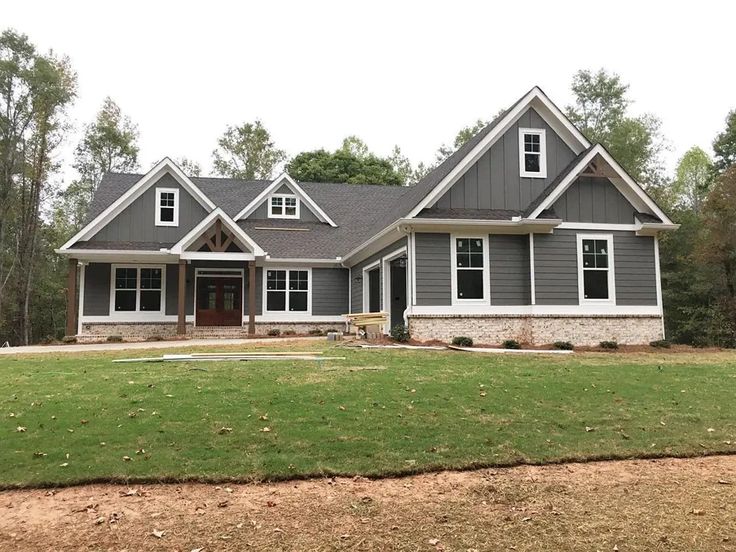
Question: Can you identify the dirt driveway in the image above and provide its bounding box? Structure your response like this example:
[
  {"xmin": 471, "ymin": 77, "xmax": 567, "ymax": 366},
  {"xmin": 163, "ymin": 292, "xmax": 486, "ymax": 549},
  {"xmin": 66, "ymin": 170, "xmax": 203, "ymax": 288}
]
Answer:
[{"xmin": 1, "ymin": 455, "xmax": 734, "ymax": 551}]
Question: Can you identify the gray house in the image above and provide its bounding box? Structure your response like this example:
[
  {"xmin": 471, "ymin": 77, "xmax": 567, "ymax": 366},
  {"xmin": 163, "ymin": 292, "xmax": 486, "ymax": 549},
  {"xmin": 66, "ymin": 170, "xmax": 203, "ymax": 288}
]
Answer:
[{"xmin": 57, "ymin": 87, "xmax": 677, "ymax": 345}]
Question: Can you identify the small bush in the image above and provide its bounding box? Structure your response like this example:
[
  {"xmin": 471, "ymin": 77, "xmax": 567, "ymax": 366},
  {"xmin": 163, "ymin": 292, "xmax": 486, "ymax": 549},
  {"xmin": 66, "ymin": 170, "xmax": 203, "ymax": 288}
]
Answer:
[
  {"xmin": 308, "ymin": 329, "xmax": 324, "ymax": 336},
  {"xmin": 553, "ymin": 341, "xmax": 574, "ymax": 350},
  {"xmin": 61, "ymin": 336, "xmax": 77, "ymax": 344},
  {"xmin": 599, "ymin": 340, "xmax": 618, "ymax": 349},
  {"xmin": 282, "ymin": 329, "xmax": 296, "ymax": 336},
  {"xmin": 451, "ymin": 336, "xmax": 473, "ymax": 347},
  {"xmin": 267, "ymin": 329, "xmax": 281, "ymax": 337},
  {"xmin": 650, "ymin": 339, "xmax": 671, "ymax": 348},
  {"xmin": 106, "ymin": 335, "xmax": 123, "ymax": 343},
  {"xmin": 390, "ymin": 324, "xmax": 410, "ymax": 343},
  {"xmin": 502, "ymin": 339, "xmax": 521, "ymax": 350}
]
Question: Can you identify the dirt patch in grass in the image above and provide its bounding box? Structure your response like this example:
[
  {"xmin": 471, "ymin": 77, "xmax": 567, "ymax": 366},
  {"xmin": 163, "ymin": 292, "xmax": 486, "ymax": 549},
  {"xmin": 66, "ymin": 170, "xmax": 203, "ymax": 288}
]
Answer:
[{"xmin": 1, "ymin": 455, "xmax": 734, "ymax": 551}]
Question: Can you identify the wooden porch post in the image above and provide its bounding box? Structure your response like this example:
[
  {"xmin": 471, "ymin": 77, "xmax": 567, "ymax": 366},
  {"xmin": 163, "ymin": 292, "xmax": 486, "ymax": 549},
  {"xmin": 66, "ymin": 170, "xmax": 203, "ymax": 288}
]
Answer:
[
  {"xmin": 248, "ymin": 260, "xmax": 256, "ymax": 335},
  {"xmin": 177, "ymin": 259, "xmax": 187, "ymax": 335},
  {"xmin": 65, "ymin": 259, "xmax": 78, "ymax": 337}
]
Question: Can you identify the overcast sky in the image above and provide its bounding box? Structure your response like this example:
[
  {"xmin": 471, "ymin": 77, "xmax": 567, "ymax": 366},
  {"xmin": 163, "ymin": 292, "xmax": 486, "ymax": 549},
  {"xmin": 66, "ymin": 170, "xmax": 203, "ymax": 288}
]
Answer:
[{"xmin": 5, "ymin": 1, "xmax": 735, "ymax": 185}]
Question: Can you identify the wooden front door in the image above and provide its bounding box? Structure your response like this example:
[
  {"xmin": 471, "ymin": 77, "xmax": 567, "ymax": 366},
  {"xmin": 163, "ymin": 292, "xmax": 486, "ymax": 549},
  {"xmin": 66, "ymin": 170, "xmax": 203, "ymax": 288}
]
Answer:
[{"xmin": 196, "ymin": 277, "xmax": 242, "ymax": 326}]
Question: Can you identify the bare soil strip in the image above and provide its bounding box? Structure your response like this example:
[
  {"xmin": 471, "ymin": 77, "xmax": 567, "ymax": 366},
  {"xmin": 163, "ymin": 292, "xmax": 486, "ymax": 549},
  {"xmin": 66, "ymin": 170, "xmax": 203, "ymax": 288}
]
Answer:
[{"xmin": 1, "ymin": 455, "xmax": 734, "ymax": 551}]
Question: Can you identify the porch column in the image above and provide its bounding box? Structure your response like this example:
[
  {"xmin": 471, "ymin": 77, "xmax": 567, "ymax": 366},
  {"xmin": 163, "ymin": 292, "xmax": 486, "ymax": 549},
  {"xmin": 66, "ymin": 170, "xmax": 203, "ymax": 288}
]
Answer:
[
  {"xmin": 65, "ymin": 258, "xmax": 78, "ymax": 337},
  {"xmin": 248, "ymin": 260, "xmax": 256, "ymax": 335},
  {"xmin": 177, "ymin": 259, "xmax": 187, "ymax": 335}
]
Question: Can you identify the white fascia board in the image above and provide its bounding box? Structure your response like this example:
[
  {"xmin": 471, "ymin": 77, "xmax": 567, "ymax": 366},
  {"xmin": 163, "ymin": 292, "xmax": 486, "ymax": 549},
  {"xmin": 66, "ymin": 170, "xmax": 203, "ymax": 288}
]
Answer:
[
  {"xmin": 406, "ymin": 87, "xmax": 590, "ymax": 219},
  {"xmin": 403, "ymin": 217, "xmax": 561, "ymax": 234},
  {"xmin": 180, "ymin": 251, "xmax": 255, "ymax": 261},
  {"xmin": 340, "ymin": 221, "xmax": 407, "ymax": 266},
  {"xmin": 170, "ymin": 207, "xmax": 265, "ymax": 257},
  {"xmin": 55, "ymin": 249, "xmax": 178, "ymax": 263},
  {"xmin": 264, "ymin": 257, "xmax": 343, "ymax": 266},
  {"xmin": 234, "ymin": 172, "xmax": 337, "ymax": 227},
  {"xmin": 635, "ymin": 223, "xmax": 680, "ymax": 236},
  {"xmin": 59, "ymin": 157, "xmax": 216, "ymax": 250},
  {"xmin": 409, "ymin": 305, "xmax": 662, "ymax": 316}
]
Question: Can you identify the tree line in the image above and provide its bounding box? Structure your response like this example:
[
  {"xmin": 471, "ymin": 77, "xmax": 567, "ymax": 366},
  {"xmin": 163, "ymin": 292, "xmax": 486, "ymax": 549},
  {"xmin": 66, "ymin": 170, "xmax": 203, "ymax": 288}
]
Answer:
[{"xmin": 1, "ymin": 28, "xmax": 735, "ymax": 346}]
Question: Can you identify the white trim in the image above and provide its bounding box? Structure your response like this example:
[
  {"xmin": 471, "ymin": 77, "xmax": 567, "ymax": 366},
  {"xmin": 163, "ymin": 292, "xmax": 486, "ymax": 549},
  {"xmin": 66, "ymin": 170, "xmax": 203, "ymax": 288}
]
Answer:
[
  {"xmin": 109, "ymin": 264, "xmax": 167, "ymax": 317},
  {"xmin": 409, "ymin": 305, "xmax": 661, "ymax": 316},
  {"xmin": 654, "ymin": 235, "xmax": 665, "ymax": 338},
  {"xmin": 252, "ymin": 315, "xmax": 344, "ymax": 323},
  {"xmin": 77, "ymin": 262, "xmax": 86, "ymax": 336},
  {"xmin": 155, "ymin": 187, "xmax": 179, "ymax": 227},
  {"xmin": 518, "ymin": 128, "xmax": 547, "ymax": 178},
  {"xmin": 576, "ymin": 233, "xmax": 616, "ymax": 306},
  {"xmin": 194, "ymin": 268, "xmax": 244, "ymax": 328},
  {"xmin": 527, "ymin": 144, "xmax": 674, "ymax": 225},
  {"xmin": 268, "ymin": 193, "xmax": 300, "ymax": 219},
  {"xmin": 265, "ymin": 257, "xmax": 341, "ymax": 265},
  {"xmin": 406, "ymin": 87, "xmax": 590, "ymax": 219},
  {"xmin": 234, "ymin": 173, "xmax": 337, "ymax": 227},
  {"xmin": 450, "ymin": 234, "xmax": 490, "ymax": 306},
  {"xmin": 410, "ymin": 231, "xmax": 417, "ymax": 307},
  {"xmin": 381, "ymin": 246, "xmax": 408, "ymax": 333},
  {"xmin": 342, "ymin": 223, "xmax": 406, "ymax": 266},
  {"xmin": 170, "ymin": 208, "xmax": 264, "ymax": 257},
  {"xmin": 59, "ymin": 158, "xmax": 216, "ymax": 250},
  {"xmin": 80, "ymin": 314, "xmax": 195, "ymax": 324},
  {"xmin": 559, "ymin": 222, "xmax": 640, "ymax": 231},
  {"xmin": 361, "ymin": 260, "xmax": 380, "ymax": 313},
  {"xmin": 180, "ymin": 252, "xmax": 255, "ymax": 261},
  {"xmin": 262, "ymin": 266, "xmax": 312, "ymax": 316},
  {"xmin": 529, "ymin": 234, "xmax": 536, "ymax": 305},
  {"xmin": 79, "ymin": 313, "xmax": 342, "ymax": 325}
]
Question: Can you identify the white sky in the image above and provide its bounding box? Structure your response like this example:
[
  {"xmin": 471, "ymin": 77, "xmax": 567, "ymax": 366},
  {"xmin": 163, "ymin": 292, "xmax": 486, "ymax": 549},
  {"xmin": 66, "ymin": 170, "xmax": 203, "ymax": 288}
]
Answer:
[{"xmin": 4, "ymin": 0, "xmax": 735, "ymax": 185}]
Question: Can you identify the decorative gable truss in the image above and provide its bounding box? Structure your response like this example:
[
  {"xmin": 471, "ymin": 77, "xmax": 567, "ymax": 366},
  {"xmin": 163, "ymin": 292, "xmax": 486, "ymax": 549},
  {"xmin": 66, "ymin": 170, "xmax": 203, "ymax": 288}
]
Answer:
[
  {"xmin": 234, "ymin": 173, "xmax": 337, "ymax": 227},
  {"xmin": 58, "ymin": 157, "xmax": 217, "ymax": 251},
  {"xmin": 170, "ymin": 208, "xmax": 265, "ymax": 260}
]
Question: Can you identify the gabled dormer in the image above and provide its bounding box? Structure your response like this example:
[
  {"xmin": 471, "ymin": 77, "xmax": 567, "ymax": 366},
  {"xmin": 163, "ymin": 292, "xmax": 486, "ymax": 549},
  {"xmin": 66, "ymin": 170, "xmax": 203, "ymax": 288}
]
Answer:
[{"xmin": 234, "ymin": 173, "xmax": 337, "ymax": 226}]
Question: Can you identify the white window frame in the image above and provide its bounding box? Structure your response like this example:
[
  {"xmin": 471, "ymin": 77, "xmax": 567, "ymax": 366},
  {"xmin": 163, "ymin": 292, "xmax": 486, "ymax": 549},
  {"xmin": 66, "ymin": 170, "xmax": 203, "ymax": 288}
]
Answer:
[
  {"xmin": 450, "ymin": 234, "xmax": 490, "ymax": 306},
  {"xmin": 361, "ymin": 259, "xmax": 381, "ymax": 313},
  {"xmin": 268, "ymin": 193, "xmax": 300, "ymax": 219},
  {"xmin": 262, "ymin": 267, "xmax": 312, "ymax": 316},
  {"xmin": 109, "ymin": 264, "xmax": 166, "ymax": 317},
  {"xmin": 155, "ymin": 187, "xmax": 179, "ymax": 227},
  {"xmin": 519, "ymin": 128, "xmax": 547, "ymax": 178},
  {"xmin": 576, "ymin": 233, "xmax": 616, "ymax": 305}
]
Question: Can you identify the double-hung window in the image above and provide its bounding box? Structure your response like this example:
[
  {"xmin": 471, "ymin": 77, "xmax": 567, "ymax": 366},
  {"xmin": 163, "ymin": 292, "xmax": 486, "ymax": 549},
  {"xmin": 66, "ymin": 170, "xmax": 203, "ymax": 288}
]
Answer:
[
  {"xmin": 452, "ymin": 236, "xmax": 488, "ymax": 303},
  {"xmin": 269, "ymin": 194, "xmax": 299, "ymax": 219},
  {"xmin": 113, "ymin": 266, "xmax": 164, "ymax": 312},
  {"xmin": 519, "ymin": 128, "xmax": 547, "ymax": 178},
  {"xmin": 155, "ymin": 188, "xmax": 179, "ymax": 226},
  {"xmin": 265, "ymin": 269, "xmax": 309, "ymax": 312},
  {"xmin": 578, "ymin": 235, "xmax": 615, "ymax": 303}
]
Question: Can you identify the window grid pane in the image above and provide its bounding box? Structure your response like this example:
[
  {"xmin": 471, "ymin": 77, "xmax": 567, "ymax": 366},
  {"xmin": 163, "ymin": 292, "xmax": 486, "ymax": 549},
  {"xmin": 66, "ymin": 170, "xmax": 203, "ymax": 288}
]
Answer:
[
  {"xmin": 456, "ymin": 238, "xmax": 484, "ymax": 300},
  {"xmin": 582, "ymin": 239, "xmax": 610, "ymax": 299}
]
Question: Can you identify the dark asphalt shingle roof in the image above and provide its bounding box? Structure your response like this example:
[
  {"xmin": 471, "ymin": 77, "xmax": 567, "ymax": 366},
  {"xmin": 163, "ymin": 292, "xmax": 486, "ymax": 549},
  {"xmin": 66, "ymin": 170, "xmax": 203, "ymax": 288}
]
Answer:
[
  {"xmin": 71, "ymin": 241, "xmax": 173, "ymax": 250},
  {"xmin": 635, "ymin": 212, "xmax": 662, "ymax": 223}
]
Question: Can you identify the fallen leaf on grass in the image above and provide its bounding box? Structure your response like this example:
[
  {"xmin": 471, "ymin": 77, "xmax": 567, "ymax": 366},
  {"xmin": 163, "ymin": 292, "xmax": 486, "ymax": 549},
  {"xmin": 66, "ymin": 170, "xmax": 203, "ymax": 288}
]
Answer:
[
  {"xmin": 16, "ymin": 426, "xmax": 26, "ymax": 432},
  {"xmin": 338, "ymin": 405, "xmax": 346, "ymax": 411},
  {"xmin": 479, "ymin": 391, "xmax": 487, "ymax": 397},
  {"xmin": 428, "ymin": 538, "xmax": 440, "ymax": 545},
  {"xmin": 259, "ymin": 414, "xmax": 268, "ymax": 421},
  {"xmin": 585, "ymin": 426, "xmax": 595, "ymax": 432},
  {"xmin": 80, "ymin": 419, "xmax": 88, "ymax": 425},
  {"xmin": 120, "ymin": 488, "xmax": 141, "ymax": 497},
  {"xmin": 151, "ymin": 529, "xmax": 166, "ymax": 538},
  {"xmin": 217, "ymin": 427, "xmax": 233, "ymax": 434},
  {"xmin": 122, "ymin": 456, "xmax": 132, "ymax": 462},
  {"xmin": 260, "ymin": 427, "xmax": 271, "ymax": 433},
  {"xmin": 691, "ymin": 509, "xmax": 705, "ymax": 515},
  {"xmin": 59, "ymin": 463, "xmax": 69, "ymax": 467},
  {"xmin": 707, "ymin": 428, "xmax": 715, "ymax": 433},
  {"xmin": 32, "ymin": 451, "xmax": 47, "ymax": 458}
]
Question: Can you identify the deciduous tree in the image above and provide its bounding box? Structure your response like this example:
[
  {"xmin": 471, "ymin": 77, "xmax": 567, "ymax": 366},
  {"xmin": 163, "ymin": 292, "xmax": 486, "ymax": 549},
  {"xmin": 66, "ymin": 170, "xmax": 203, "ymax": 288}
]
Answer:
[{"xmin": 212, "ymin": 120, "xmax": 285, "ymax": 180}]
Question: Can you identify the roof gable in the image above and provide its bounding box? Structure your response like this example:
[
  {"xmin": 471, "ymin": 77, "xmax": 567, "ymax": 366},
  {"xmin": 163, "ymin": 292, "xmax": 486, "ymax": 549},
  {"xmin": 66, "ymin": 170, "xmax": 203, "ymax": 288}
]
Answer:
[{"xmin": 171, "ymin": 208, "xmax": 264, "ymax": 258}]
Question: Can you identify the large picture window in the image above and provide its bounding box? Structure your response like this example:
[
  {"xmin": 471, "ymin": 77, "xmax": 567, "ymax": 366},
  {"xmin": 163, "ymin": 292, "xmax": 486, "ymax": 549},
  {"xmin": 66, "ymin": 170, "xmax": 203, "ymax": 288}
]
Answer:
[
  {"xmin": 452, "ymin": 236, "xmax": 488, "ymax": 303},
  {"xmin": 518, "ymin": 128, "xmax": 547, "ymax": 178},
  {"xmin": 113, "ymin": 266, "xmax": 164, "ymax": 312},
  {"xmin": 265, "ymin": 269, "xmax": 309, "ymax": 312},
  {"xmin": 155, "ymin": 188, "xmax": 179, "ymax": 226},
  {"xmin": 578, "ymin": 235, "xmax": 615, "ymax": 303}
]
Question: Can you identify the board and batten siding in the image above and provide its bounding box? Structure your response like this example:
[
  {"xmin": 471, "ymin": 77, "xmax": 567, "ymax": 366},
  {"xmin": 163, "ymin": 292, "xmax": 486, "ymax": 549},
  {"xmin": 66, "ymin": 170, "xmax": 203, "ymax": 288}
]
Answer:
[
  {"xmin": 414, "ymin": 233, "xmax": 451, "ymax": 306},
  {"xmin": 533, "ymin": 229, "xmax": 658, "ymax": 306},
  {"xmin": 349, "ymin": 237, "xmax": 407, "ymax": 313},
  {"xmin": 489, "ymin": 234, "xmax": 530, "ymax": 305},
  {"xmin": 552, "ymin": 177, "xmax": 636, "ymax": 224},
  {"xmin": 312, "ymin": 268, "xmax": 349, "ymax": 315},
  {"xmin": 91, "ymin": 173, "xmax": 208, "ymax": 243},
  {"xmin": 434, "ymin": 108, "xmax": 576, "ymax": 212}
]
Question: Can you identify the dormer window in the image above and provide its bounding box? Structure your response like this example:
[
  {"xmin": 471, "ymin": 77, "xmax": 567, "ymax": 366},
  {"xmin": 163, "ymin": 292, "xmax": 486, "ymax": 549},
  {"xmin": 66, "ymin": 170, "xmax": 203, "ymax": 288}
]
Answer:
[
  {"xmin": 269, "ymin": 194, "xmax": 299, "ymax": 219},
  {"xmin": 519, "ymin": 128, "xmax": 547, "ymax": 178},
  {"xmin": 155, "ymin": 188, "xmax": 179, "ymax": 226}
]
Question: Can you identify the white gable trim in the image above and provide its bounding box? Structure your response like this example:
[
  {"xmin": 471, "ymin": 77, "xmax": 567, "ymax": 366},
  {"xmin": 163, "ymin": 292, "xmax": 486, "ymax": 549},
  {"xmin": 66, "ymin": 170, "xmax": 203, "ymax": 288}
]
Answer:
[
  {"xmin": 527, "ymin": 145, "xmax": 674, "ymax": 225},
  {"xmin": 59, "ymin": 158, "xmax": 217, "ymax": 250},
  {"xmin": 170, "ymin": 207, "xmax": 265, "ymax": 257},
  {"xmin": 234, "ymin": 173, "xmax": 337, "ymax": 227},
  {"xmin": 406, "ymin": 86, "xmax": 591, "ymax": 219}
]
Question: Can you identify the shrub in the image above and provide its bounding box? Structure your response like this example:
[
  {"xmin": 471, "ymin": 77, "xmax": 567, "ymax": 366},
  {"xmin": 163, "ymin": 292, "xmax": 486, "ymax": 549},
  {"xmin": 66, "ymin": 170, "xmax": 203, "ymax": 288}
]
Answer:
[
  {"xmin": 106, "ymin": 335, "xmax": 123, "ymax": 343},
  {"xmin": 267, "ymin": 329, "xmax": 281, "ymax": 336},
  {"xmin": 451, "ymin": 336, "xmax": 473, "ymax": 347},
  {"xmin": 502, "ymin": 339, "xmax": 521, "ymax": 350},
  {"xmin": 146, "ymin": 335, "xmax": 164, "ymax": 342},
  {"xmin": 650, "ymin": 339, "xmax": 671, "ymax": 348},
  {"xmin": 553, "ymin": 341, "xmax": 574, "ymax": 350},
  {"xmin": 599, "ymin": 340, "xmax": 618, "ymax": 349},
  {"xmin": 61, "ymin": 336, "xmax": 77, "ymax": 344},
  {"xmin": 308, "ymin": 328, "xmax": 324, "ymax": 336},
  {"xmin": 282, "ymin": 329, "xmax": 296, "ymax": 336},
  {"xmin": 390, "ymin": 324, "xmax": 410, "ymax": 343}
]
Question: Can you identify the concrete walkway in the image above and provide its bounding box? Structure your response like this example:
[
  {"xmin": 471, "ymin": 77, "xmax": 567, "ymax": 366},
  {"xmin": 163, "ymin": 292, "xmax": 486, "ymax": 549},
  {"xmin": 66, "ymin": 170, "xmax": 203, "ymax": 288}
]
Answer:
[{"xmin": 0, "ymin": 336, "xmax": 323, "ymax": 356}]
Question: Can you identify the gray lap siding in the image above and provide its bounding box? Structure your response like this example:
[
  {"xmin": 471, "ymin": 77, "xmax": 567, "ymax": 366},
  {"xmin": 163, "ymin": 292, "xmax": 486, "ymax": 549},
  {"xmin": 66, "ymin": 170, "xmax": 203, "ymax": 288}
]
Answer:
[{"xmin": 414, "ymin": 233, "xmax": 451, "ymax": 306}]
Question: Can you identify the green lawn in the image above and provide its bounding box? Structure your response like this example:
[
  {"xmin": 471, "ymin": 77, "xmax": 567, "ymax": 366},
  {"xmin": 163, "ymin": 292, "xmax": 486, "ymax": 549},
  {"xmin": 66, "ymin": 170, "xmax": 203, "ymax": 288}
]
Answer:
[{"xmin": 1, "ymin": 343, "xmax": 735, "ymax": 488}]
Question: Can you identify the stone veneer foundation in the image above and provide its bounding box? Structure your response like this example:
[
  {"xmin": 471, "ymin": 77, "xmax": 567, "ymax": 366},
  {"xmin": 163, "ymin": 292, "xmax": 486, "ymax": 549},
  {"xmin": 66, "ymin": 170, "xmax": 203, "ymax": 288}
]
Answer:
[
  {"xmin": 76, "ymin": 322, "xmax": 344, "ymax": 343},
  {"xmin": 408, "ymin": 314, "xmax": 663, "ymax": 346}
]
